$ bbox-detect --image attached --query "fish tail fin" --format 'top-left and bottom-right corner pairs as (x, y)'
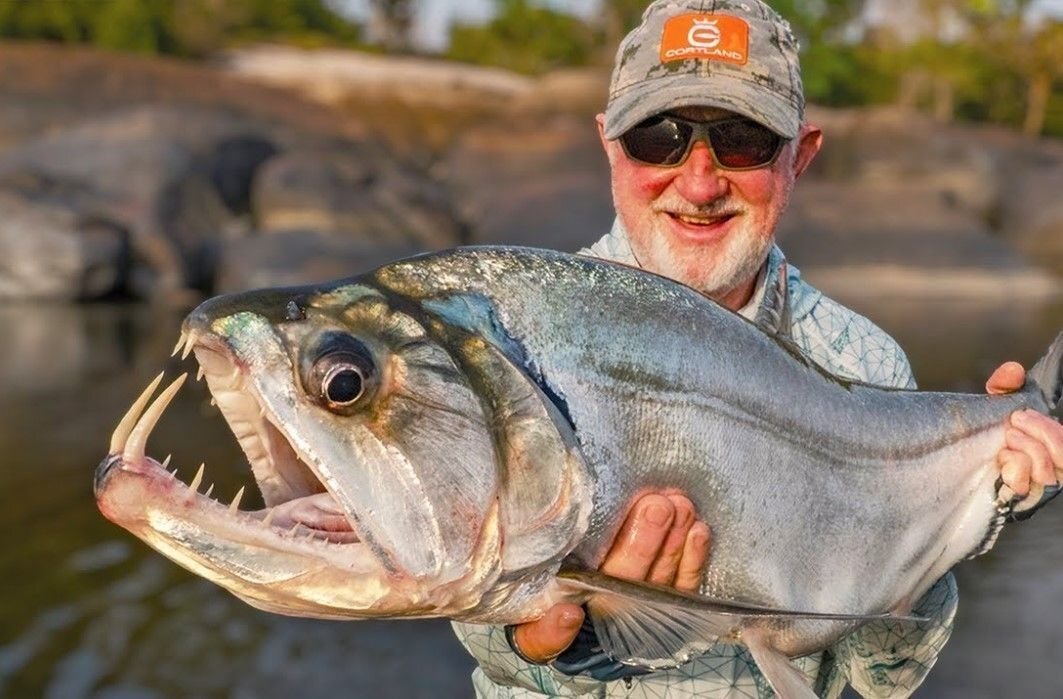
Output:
(556, 568), (920, 696)
(1029, 330), (1063, 419)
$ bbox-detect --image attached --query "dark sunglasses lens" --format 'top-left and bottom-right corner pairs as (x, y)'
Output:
(708, 120), (782, 168)
(620, 118), (693, 166)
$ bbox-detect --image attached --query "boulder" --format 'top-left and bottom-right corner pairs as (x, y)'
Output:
(0, 106), (275, 299)
(215, 230), (422, 292)
(252, 145), (463, 251)
(444, 114), (612, 251)
(0, 188), (127, 301)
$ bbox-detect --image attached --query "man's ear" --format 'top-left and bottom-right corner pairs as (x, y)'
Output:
(792, 123), (823, 180)
(596, 113), (623, 167)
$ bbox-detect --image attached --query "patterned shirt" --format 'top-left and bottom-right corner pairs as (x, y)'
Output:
(452, 221), (958, 698)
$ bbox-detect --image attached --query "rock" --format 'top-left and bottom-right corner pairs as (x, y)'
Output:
(0, 106), (274, 299)
(215, 230), (422, 292)
(991, 144), (1063, 275)
(0, 189), (127, 300)
(253, 145), (463, 251)
(444, 114), (612, 250)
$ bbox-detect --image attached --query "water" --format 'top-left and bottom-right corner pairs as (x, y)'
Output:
(1, 295), (1061, 698)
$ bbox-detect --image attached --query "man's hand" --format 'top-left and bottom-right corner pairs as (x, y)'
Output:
(510, 492), (711, 664)
(987, 362), (1063, 498)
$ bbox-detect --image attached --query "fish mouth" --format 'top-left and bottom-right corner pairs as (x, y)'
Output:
(95, 329), (374, 574)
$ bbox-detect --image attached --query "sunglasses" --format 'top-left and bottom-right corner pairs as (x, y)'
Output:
(618, 114), (785, 170)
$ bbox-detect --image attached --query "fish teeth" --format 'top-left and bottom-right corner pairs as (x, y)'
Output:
(205, 483), (215, 498)
(121, 374), (187, 464)
(262, 508), (277, 527)
(229, 486), (246, 513)
(171, 331), (188, 358)
(109, 373), (165, 454)
(180, 332), (197, 361)
(161, 454), (172, 472)
(196, 366), (205, 382)
(189, 463), (205, 493)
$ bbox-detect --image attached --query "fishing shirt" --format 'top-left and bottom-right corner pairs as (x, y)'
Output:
(452, 220), (958, 698)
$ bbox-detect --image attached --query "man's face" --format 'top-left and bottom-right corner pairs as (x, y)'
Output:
(599, 106), (821, 309)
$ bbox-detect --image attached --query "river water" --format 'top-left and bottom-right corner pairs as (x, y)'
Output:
(1, 293), (1061, 698)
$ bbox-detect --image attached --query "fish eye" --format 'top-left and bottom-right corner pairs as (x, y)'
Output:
(321, 365), (364, 406)
(303, 332), (377, 414)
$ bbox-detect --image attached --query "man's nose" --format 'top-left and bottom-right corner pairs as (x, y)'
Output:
(673, 141), (728, 203)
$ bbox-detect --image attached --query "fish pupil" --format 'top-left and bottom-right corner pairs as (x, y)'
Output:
(325, 368), (363, 405)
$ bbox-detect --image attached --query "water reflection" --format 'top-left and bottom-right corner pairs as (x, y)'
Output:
(1, 295), (1061, 698)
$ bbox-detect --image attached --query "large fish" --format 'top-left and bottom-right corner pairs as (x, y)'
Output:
(95, 247), (1063, 698)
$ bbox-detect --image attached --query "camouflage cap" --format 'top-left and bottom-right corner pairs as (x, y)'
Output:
(604, 0), (804, 140)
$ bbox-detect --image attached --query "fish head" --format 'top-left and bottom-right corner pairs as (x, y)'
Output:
(96, 274), (591, 621)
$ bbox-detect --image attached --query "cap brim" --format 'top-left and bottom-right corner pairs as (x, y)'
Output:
(604, 72), (800, 140)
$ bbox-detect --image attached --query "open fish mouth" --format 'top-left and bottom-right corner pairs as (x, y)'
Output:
(94, 330), (375, 575)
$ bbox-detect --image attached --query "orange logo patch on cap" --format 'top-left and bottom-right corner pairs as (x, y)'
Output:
(660, 14), (749, 65)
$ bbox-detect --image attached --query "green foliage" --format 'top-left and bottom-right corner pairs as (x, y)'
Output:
(446, 0), (595, 74)
(0, 0), (361, 57)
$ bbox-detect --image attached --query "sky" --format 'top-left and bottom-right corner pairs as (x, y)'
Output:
(333, 0), (1063, 52)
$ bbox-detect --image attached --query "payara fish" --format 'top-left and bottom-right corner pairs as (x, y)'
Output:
(95, 247), (1063, 697)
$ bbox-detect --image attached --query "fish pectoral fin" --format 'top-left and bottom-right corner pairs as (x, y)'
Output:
(557, 568), (913, 674)
(743, 628), (817, 699)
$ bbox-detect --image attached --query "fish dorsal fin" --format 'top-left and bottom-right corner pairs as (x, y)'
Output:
(557, 568), (922, 696)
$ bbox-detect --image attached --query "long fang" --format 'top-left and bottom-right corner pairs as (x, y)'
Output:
(109, 373), (165, 454)
(122, 374), (187, 464)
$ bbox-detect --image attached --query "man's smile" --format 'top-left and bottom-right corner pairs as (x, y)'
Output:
(663, 210), (739, 240)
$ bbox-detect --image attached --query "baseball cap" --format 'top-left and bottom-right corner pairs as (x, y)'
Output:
(603, 0), (804, 140)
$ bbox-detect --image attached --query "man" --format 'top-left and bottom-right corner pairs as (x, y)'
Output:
(453, 0), (1063, 696)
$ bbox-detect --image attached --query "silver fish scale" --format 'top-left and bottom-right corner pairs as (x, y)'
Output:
(376, 247), (1043, 654)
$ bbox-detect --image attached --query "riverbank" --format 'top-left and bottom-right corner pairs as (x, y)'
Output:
(0, 42), (1058, 302)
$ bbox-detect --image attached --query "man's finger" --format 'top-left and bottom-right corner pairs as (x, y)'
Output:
(999, 448), (1033, 497)
(675, 521), (711, 592)
(1006, 425), (1056, 487)
(986, 362), (1025, 395)
(1011, 410), (1063, 480)
(646, 494), (696, 586)
(601, 494), (675, 581)
(513, 603), (585, 664)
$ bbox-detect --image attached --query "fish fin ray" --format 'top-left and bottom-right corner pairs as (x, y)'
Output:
(744, 628), (817, 699)
(557, 568), (915, 671)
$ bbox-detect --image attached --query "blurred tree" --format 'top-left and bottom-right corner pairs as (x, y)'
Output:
(1021, 20), (1063, 135)
(0, 0), (360, 57)
(601, 0), (646, 56)
(447, 0), (595, 74)
(367, 0), (415, 51)
(92, 0), (172, 54)
(0, 0), (94, 43)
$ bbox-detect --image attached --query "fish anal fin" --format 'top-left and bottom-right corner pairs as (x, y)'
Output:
(557, 568), (917, 677)
(744, 628), (817, 699)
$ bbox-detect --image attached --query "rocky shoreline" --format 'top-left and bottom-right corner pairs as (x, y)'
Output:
(0, 43), (1059, 303)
